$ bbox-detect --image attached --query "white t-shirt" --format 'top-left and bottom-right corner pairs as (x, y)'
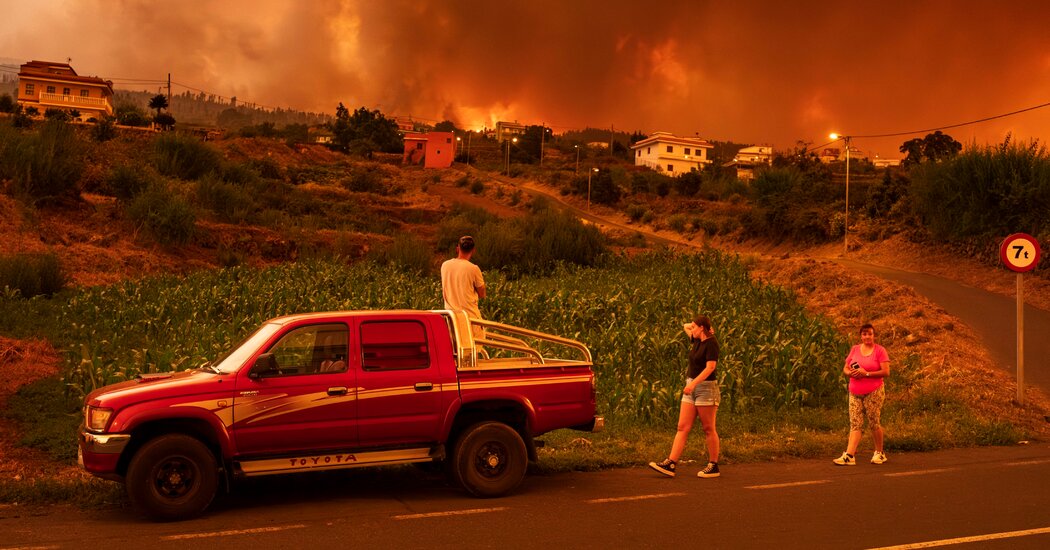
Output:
(440, 258), (485, 319)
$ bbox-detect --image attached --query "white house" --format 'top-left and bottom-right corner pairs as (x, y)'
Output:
(630, 132), (713, 174)
(724, 145), (773, 181)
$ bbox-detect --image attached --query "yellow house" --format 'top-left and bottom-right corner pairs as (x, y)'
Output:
(16, 60), (114, 119)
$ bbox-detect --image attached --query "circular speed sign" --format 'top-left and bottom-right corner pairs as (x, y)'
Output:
(1000, 233), (1041, 272)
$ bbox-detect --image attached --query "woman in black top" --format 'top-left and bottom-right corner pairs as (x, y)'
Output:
(648, 314), (722, 478)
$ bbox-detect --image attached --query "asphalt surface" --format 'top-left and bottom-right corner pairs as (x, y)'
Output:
(836, 259), (1050, 397)
(3, 444), (1049, 549)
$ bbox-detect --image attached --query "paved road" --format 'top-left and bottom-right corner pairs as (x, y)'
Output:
(3, 444), (1049, 549)
(837, 259), (1050, 397)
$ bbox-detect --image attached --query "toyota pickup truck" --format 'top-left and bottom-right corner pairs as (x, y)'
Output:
(78, 310), (603, 520)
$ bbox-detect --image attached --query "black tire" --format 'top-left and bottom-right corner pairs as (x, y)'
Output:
(452, 422), (528, 498)
(126, 434), (219, 521)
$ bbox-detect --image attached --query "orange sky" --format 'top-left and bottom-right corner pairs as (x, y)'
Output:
(5, 0), (1050, 158)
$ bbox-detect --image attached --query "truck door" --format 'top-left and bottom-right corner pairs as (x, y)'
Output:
(232, 322), (358, 456)
(354, 317), (449, 446)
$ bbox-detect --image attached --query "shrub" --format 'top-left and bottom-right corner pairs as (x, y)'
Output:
(343, 164), (386, 193)
(0, 253), (67, 297)
(475, 208), (608, 275)
(469, 179), (485, 194)
(668, 214), (688, 232)
(1, 119), (83, 203)
(195, 174), (257, 222)
(152, 132), (222, 180)
(105, 164), (157, 202)
(247, 158), (283, 180)
(372, 233), (434, 274)
(909, 139), (1050, 240)
(92, 116), (117, 142)
(127, 185), (197, 245)
(0, 93), (14, 113)
(626, 204), (646, 221)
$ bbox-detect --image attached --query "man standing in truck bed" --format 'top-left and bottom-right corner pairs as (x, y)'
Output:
(441, 236), (487, 326)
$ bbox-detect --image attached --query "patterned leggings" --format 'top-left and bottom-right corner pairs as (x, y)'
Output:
(848, 386), (885, 431)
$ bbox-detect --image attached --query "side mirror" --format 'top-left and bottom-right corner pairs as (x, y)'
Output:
(249, 353), (279, 379)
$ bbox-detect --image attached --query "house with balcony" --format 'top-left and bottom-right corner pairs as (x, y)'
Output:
(16, 60), (114, 120)
(402, 131), (457, 168)
(723, 145), (773, 181)
(496, 121), (527, 142)
(630, 132), (713, 174)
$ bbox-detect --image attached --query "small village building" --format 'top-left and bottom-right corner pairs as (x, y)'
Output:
(16, 60), (114, 120)
(496, 121), (527, 142)
(872, 156), (902, 168)
(630, 131), (713, 174)
(723, 145), (773, 181)
(402, 131), (457, 168)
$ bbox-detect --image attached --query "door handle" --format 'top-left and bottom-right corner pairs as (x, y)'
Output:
(327, 386), (348, 396)
(414, 382), (434, 391)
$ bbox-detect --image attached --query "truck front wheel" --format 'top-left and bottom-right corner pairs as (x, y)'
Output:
(452, 422), (527, 498)
(126, 434), (219, 521)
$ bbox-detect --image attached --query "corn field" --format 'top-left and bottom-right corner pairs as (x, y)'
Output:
(56, 251), (848, 425)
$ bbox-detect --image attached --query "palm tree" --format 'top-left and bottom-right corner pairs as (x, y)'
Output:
(148, 94), (169, 116)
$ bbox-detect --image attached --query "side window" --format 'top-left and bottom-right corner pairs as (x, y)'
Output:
(360, 320), (430, 371)
(666, 145), (673, 153)
(265, 323), (348, 376)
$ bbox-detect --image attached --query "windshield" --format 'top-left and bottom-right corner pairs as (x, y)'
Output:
(213, 323), (282, 374)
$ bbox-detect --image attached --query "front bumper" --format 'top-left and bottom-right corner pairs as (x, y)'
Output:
(78, 428), (131, 480)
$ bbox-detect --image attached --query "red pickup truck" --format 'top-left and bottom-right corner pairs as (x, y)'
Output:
(78, 310), (602, 520)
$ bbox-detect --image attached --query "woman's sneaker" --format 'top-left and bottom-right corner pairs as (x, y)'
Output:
(648, 458), (677, 477)
(697, 462), (720, 478)
(832, 452), (856, 466)
(871, 451), (888, 464)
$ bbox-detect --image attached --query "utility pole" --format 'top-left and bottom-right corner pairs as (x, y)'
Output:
(609, 124), (614, 151)
(539, 122), (545, 167)
(167, 73), (172, 113)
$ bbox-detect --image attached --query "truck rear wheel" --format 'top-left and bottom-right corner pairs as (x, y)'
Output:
(126, 434), (218, 521)
(452, 422), (527, 498)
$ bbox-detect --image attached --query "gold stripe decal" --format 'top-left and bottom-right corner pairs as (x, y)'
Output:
(239, 448), (433, 476)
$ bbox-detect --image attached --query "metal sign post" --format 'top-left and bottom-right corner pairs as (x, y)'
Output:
(1000, 233), (1042, 406)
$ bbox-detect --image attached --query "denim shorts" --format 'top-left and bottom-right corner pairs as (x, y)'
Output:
(682, 378), (720, 407)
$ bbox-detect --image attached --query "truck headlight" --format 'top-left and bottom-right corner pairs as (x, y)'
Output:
(85, 406), (113, 432)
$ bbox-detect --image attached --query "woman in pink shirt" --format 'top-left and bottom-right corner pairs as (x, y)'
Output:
(833, 323), (891, 466)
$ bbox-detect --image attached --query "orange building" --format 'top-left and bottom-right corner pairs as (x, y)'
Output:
(403, 131), (457, 168)
(16, 60), (114, 120)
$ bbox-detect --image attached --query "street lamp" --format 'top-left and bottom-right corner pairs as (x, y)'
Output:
(505, 137), (517, 176)
(574, 144), (580, 175)
(456, 136), (461, 163)
(587, 167), (599, 212)
(466, 131), (472, 167)
(830, 133), (851, 255)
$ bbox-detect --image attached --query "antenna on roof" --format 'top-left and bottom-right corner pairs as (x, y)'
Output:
(66, 57), (72, 64)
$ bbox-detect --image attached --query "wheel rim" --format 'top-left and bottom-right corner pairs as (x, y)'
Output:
(152, 456), (198, 500)
(474, 441), (509, 479)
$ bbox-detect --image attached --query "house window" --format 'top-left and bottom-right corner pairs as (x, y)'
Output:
(647, 147), (651, 154)
(24, 83), (34, 95)
(46, 85), (56, 94)
(62, 87), (71, 96)
(80, 90), (89, 97)
(446, 138), (451, 144)
(685, 148), (691, 155)
(416, 143), (423, 150)
(666, 145), (673, 153)
(636, 151), (641, 157)
(667, 164), (674, 172)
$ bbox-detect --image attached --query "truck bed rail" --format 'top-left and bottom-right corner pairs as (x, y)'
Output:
(439, 311), (593, 370)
